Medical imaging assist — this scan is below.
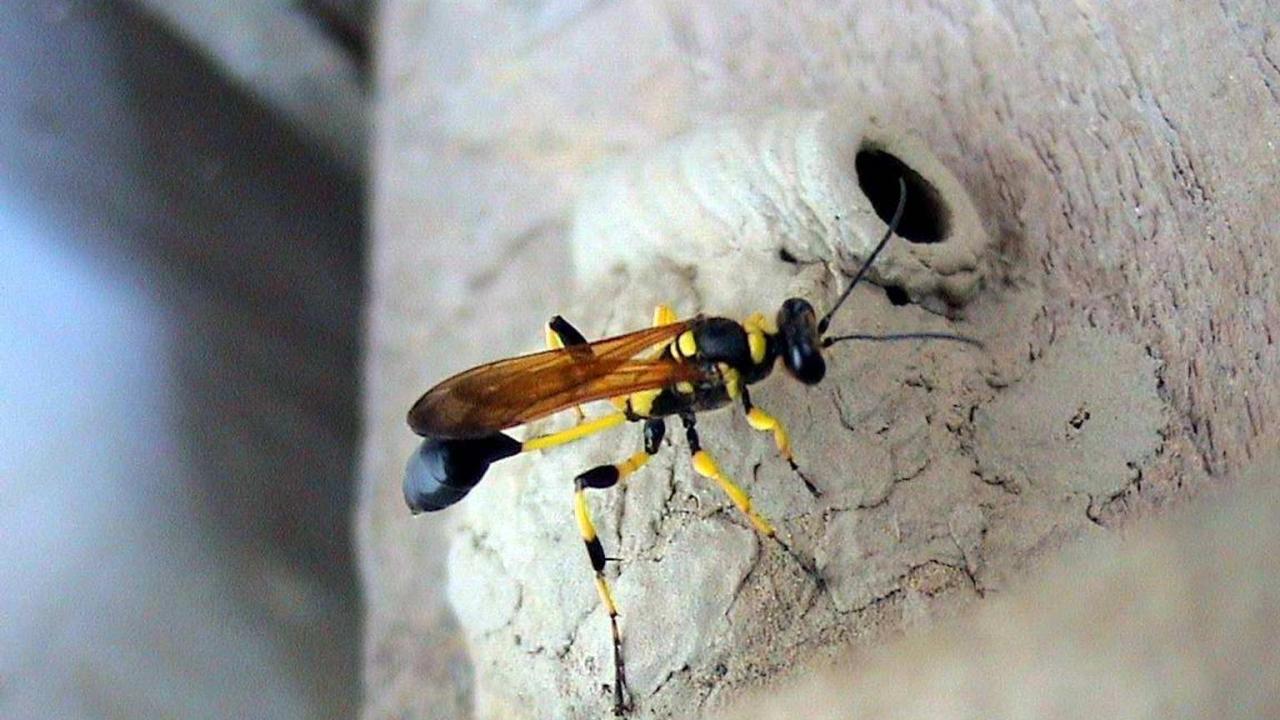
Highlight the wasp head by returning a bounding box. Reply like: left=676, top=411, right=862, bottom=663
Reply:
left=776, top=297, right=826, bottom=384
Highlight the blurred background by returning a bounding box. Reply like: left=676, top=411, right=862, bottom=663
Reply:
left=1, top=1, right=367, bottom=717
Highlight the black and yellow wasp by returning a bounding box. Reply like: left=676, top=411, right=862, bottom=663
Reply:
left=403, top=180, right=978, bottom=714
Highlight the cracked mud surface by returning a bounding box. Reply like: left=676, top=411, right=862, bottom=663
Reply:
left=716, top=459, right=1280, bottom=720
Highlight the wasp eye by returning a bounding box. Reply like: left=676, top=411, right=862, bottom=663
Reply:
left=786, top=345, right=826, bottom=384
left=776, top=297, right=825, bottom=384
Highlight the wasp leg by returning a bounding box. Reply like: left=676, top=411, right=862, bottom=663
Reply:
left=652, top=304, right=677, bottom=327
left=546, top=314, right=590, bottom=350
left=522, top=411, right=627, bottom=453
left=739, top=386, right=821, bottom=497
left=546, top=315, right=591, bottom=421
left=633, top=304, right=679, bottom=362
left=679, top=412, right=822, bottom=582
left=573, top=418, right=666, bottom=716
left=679, top=411, right=774, bottom=536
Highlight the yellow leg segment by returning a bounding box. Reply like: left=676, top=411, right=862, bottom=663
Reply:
left=691, top=449, right=776, bottom=536
left=653, top=303, right=677, bottom=326
left=572, top=423, right=664, bottom=715
left=616, top=449, right=651, bottom=478
left=746, top=407, right=793, bottom=462
left=741, top=387, right=821, bottom=497
left=574, top=451, right=648, bottom=616
left=522, top=412, right=626, bottom=452
left=574, top=488, right=621, bottom=615
left=573, top=482, right=628, bottom=712
left=681, top=411, right=822, bottom=587
left=545, top=323, right=564, bottom=351
left=641, top=303, right=680, bottom=362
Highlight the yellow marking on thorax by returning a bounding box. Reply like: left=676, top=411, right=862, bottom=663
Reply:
left=747, top=328, right=766, bottom=364
left=720, top=364, right=742, bottom=399
left=676, top=331, right=698, bottom=359
left=744, top=312, right=773, bottom=365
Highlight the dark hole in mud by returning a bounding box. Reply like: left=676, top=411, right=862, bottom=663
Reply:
left=884, top=285, right=911, bottom=306
left=778, top=247, right=799, bottom=264
left=855, top=148, right=950, bottom=244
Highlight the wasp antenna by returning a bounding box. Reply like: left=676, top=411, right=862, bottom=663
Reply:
left=821, top=331, right=984, bottom=349
left=818, top=176, right=907, bottom=335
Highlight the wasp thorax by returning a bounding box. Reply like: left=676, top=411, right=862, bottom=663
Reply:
left=776, top=297, right=826, bottom=384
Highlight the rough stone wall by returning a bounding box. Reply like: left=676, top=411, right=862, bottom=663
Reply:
left=359, top=2, right=1280, bottom=718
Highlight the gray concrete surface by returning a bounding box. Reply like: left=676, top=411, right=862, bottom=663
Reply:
left=128, top=0, right=367, bottom=172
left=1, top=2, right=361, bottom=717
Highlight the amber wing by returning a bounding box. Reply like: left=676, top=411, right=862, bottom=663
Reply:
left=408, top=321, right=706, bottom=438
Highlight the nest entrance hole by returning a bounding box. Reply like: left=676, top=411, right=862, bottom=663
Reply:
left=855, top=148, right=950, bottom=244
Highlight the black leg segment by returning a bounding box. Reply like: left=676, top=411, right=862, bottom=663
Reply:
left=548, top=315, right=589, bottom=346
left=570, top=420, right=668, bottom=715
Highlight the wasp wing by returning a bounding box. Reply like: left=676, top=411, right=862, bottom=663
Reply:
left=408, top=321, right=705, bottom=438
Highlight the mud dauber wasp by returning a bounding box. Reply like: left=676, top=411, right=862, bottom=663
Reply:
left=404, top=179, right=980, bottom=714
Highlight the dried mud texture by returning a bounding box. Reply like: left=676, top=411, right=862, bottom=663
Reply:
left=361, top=2, right=1280, bottom=719
left=719, top=452, right=1280, bottom=720
left=572, top=110, right=990, bottom=309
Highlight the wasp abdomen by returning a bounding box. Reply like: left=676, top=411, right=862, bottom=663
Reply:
left=403, top=433, right=522, bottom=513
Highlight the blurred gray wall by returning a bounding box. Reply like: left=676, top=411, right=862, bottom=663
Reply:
left=0, top=1, right=363, bottom=717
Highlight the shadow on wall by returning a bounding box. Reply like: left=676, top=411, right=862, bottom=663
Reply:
left=0, top=2, right=360, bottom=718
